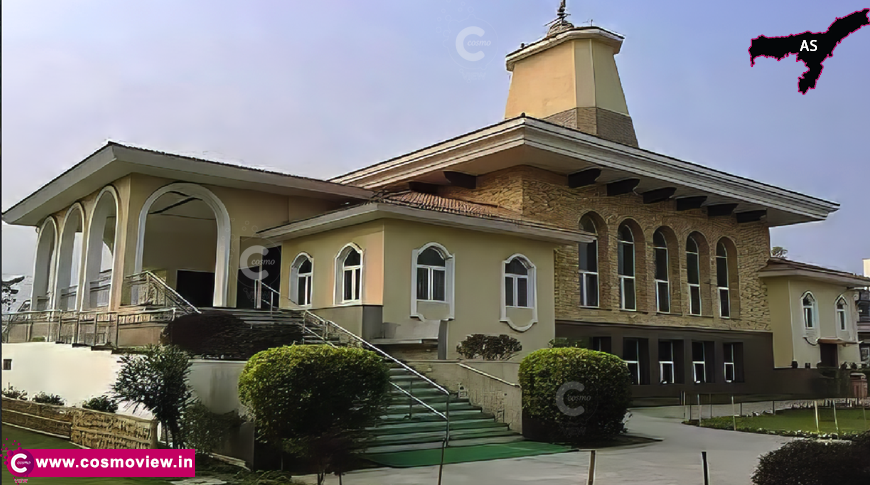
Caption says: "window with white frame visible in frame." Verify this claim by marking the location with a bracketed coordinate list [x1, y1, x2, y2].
[836, 297, 848, 331]
[687, 236, 702, 316]
[716, 241, 730, 318]
[659, 340, 675, 384]
[416, 247, 447, 301]
[617, 225, 636, 311]
[802, 292, 817, 329]
[578, 215, 599, 307]
[290, 254, 313, 306]
[653, 229, 670, 313]
[504, 256, 533, 308]
[692, 341, 708, 384]
[723, 342, 742, 383]
[335, 245, 362, 304]
[624, 338, 641, 385]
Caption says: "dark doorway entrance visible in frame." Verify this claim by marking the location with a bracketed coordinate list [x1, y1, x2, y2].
[235, 246, 282, 309]
[176, 270, 215, 308]
[820, 343, 838, 367]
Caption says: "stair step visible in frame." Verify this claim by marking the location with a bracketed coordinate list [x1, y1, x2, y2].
[385, 401, 472, 413]
[366, 427, 515, 447]
[380, 408, 491, 423]
[362, 434, 524, 454]
[387, 393, 459, 405]
[368, 418, 504, 435]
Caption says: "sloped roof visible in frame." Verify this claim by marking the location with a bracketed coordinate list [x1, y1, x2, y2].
[759, 258, 870, 287]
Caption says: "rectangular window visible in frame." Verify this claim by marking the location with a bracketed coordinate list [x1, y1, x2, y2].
[353, 268, 361, 300]
[592, 337, 611, 353]
[416, 267, 429, 300]
[690, 286, 702, 315]
[656, 281, 670, 313]
[804, 307, 814, 328]
[432, 269, 446, 301]
[658, 341, 675, 384]
[692, 341, 709, 384]
[343, 270, 354, 301]
[505, 277, 514, 307]
[297, 275, 312, 306]
[654, 248, 668, 281]
[620, 277, 636, 311]
[723, 343, 743, 383]
[716, 257, 728, 288]
[517, 278, 529, 307]
[580, 273, 599, 307]
[2, 359, 11, 371]
[719, 288, 730, 318]
[624, 339, 641, 385]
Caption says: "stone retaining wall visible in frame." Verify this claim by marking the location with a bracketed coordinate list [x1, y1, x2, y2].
[2, 397, 157, 449]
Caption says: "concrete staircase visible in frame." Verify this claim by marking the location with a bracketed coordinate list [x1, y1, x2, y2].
[203, 307, 523, 454]
[362, 364, 522, 454]
[199, 308, 339, 345]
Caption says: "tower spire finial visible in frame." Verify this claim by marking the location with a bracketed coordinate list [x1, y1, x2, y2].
[546, 0, 574, 37]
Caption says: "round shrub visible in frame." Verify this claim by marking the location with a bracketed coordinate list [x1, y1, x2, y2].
[519, 348, 631, 443]
[752, 437, 870, 485]
[238, 345, 391, 442]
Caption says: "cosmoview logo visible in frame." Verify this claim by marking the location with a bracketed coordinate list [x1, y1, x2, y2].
[555, 381, 592, 416]
[5, 449, 35, 478]
[440, 9, 499, 80]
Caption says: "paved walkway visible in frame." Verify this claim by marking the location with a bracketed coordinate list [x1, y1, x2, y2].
[296, 406, 792, 484]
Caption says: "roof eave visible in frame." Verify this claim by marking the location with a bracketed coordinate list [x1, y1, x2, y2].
[258, 202, 594, 245]
[758, 269, 870, 288]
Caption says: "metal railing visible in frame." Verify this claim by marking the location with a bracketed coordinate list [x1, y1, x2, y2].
[258, 281, 280, 313]
[122, 271, 200, 315]
[298, 310, 451, 442]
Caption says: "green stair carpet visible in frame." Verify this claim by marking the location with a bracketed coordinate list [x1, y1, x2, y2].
[363, 441, 574, 468]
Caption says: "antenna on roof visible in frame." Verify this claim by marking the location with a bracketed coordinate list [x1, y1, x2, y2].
[545, 0, 574, 36]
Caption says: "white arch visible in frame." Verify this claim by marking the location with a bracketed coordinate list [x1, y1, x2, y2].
[52, 203, 87, 310]
[289, 252, 314, 307]
[134, 183, 231, 307]
[411, 242, 455, 320]
[82, 186, 120, 310]
[500, 253, 538, 332]
[334, 243, 364, 305]
[30, 216, 59, 310]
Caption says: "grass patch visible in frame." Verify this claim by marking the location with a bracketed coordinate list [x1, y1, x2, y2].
[695, 408, 870, 439]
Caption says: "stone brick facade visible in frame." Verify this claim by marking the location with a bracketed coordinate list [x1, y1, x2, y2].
[543, 107, 639, 147]
[437, 165, 771, 332]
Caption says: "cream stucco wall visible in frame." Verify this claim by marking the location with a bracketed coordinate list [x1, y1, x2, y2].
[279, 220, 386, 310]
[766, 277, 861, 367]
[382, 219, 558, 360]
[505, 38, 629, 120]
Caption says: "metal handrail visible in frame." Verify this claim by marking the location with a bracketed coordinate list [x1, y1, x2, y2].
[458, 363, 521, 388]
[126, 271, 201, 314]
[259, 281, 280, 313]
[295, 323, 448, 420]
[298, 311, 450, 440]
[301, 310, 449, 394]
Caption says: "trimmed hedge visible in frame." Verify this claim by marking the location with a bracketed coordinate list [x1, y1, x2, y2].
[752, 432, 870, 484]
[519, 348, 631, 443]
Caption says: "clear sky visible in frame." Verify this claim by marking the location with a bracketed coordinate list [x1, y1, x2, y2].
[2, 0, 868, 277]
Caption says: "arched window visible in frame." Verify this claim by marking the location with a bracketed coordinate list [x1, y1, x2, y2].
[836, 297, 848, 331]
[411, 243, 455, 320]
[579, 215, 599, 307]
[290, 254, 313, 307]
[416, 247, 447, 301]
[687, 236, 702, 315]
[653, 229, 670, 313]
[716, 241, 730, 318]
[335, 245, 362, 304]
[802, 292, 817, 329]
[504, 256, 533, 308]
[617, 224, 636, 311]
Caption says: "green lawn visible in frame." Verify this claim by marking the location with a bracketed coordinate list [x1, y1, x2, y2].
[701, 407, 870, 435]
[1, 425, 177, 485]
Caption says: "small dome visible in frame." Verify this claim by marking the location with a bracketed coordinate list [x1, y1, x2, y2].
[547, 19, 575, 37]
